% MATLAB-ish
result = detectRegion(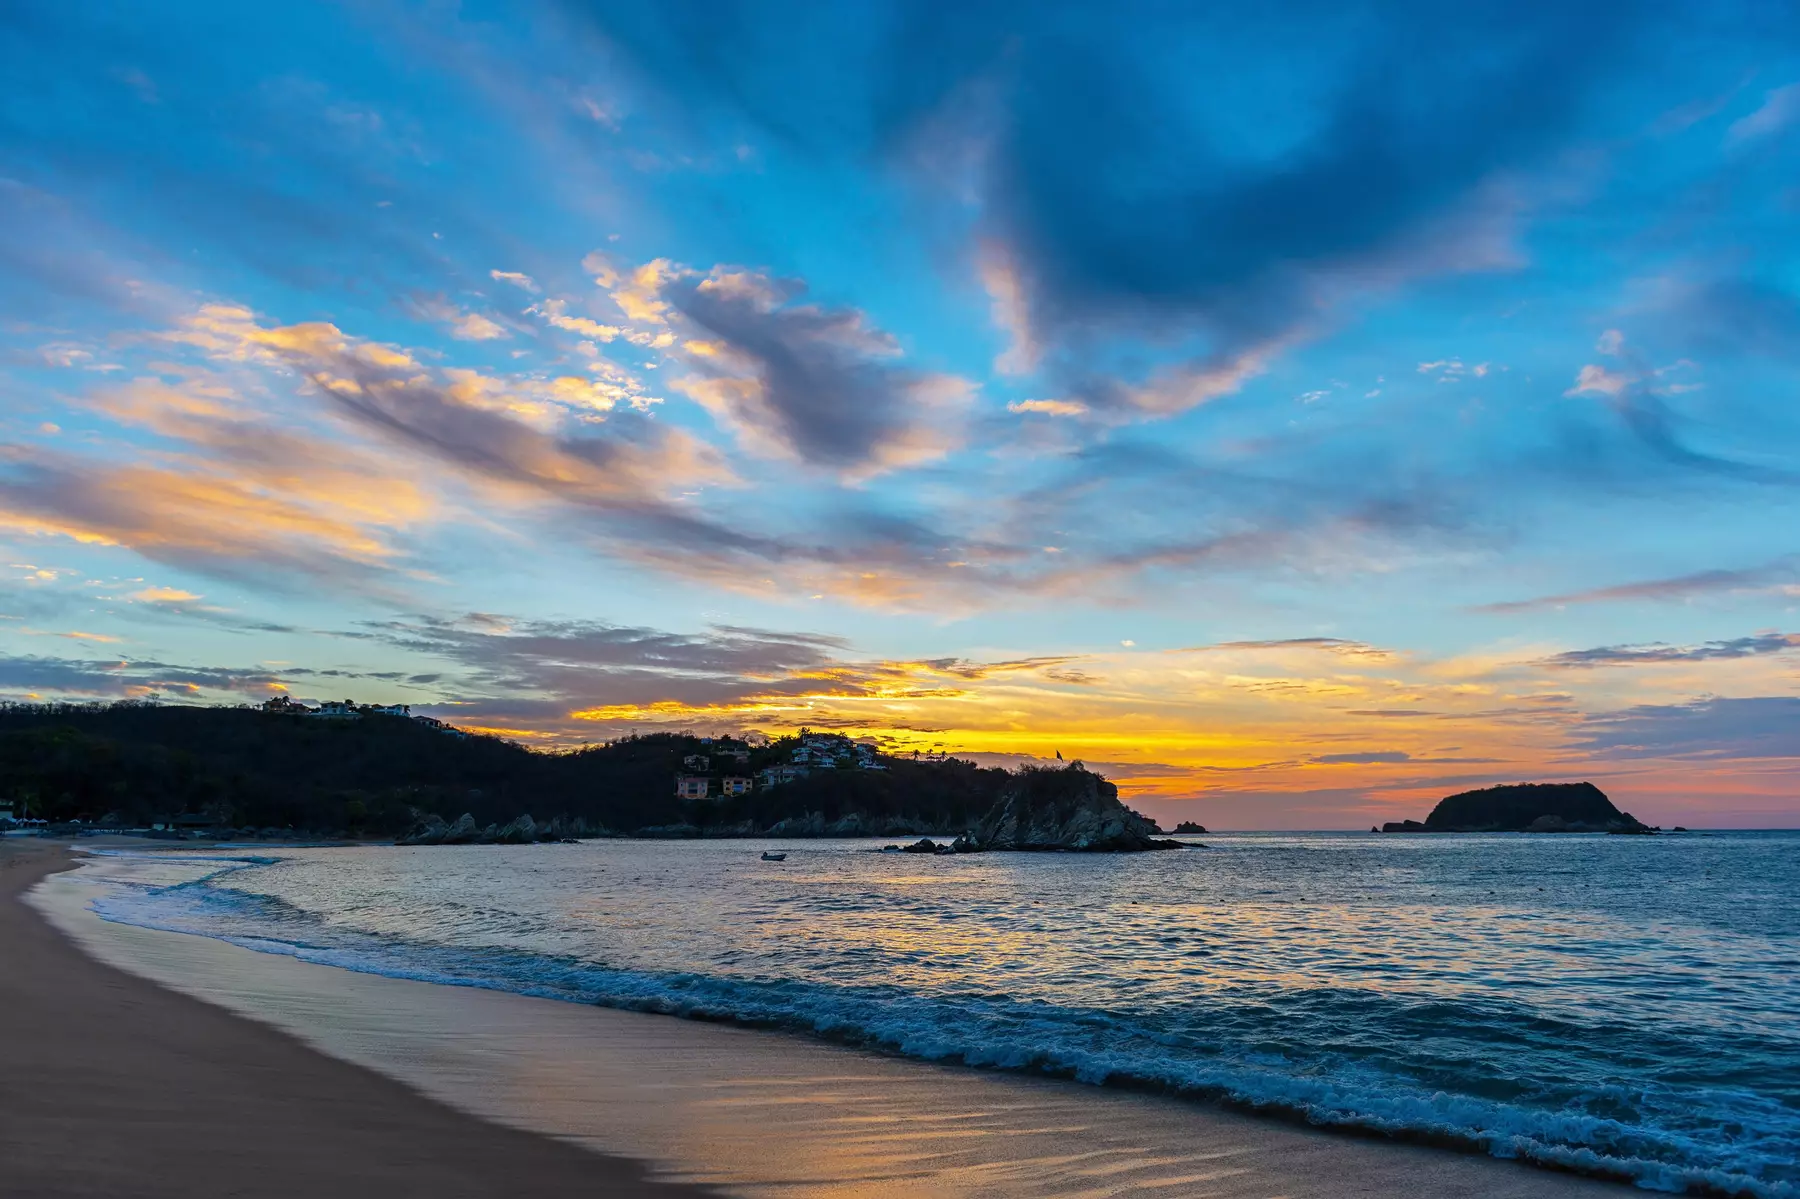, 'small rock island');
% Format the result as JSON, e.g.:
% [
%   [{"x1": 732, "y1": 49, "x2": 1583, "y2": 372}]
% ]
[{"x1": 1382, "y1": 781, "x2": 1655, "y2": 834}]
